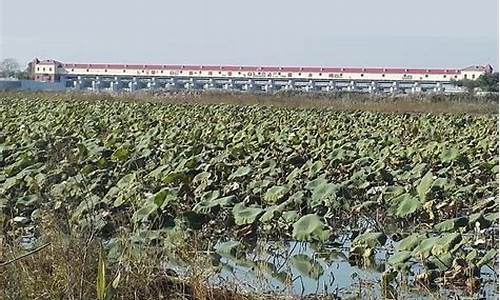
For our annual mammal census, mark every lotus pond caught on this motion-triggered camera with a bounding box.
[0,94,498,299]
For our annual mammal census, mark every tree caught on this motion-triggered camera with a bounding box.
[0,58,21,78]
[476,72,499,92]
[454,72,499,93]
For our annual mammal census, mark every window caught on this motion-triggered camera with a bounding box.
[86,69,89,72]
[319,73,322,76]
[425,74,429,78]
[278,72,281,75]
[218,71,221,74]
[382,74,385,77]
[298,72,302,76]
[443,75,447,78]
[123,70,126,73]
[49,68,52,71]
[308,73,312,77]
[208,71,213,75]
[189,71,193,75]
[472,74,476,79]
[43,67,46,71]
[454,75,458,78]
[71,68,74,72]
[360,74,364,77]
[142,70,145,73]
[464,74,467,79]
[180,71,183,74]
[37,67,40,71]
[105,69,107,72]
[36,75,39,79]
[288,73,292,77]
[238,72,241,75]
[161,70,163,73]
[228,72,232,76]
[329,74,333,78]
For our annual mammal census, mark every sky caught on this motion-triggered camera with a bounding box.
[1,0,498,70]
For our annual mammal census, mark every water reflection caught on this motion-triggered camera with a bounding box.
[208,239,498,299]
[210,240,386,298]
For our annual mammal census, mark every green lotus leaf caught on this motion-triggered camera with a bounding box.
[440,147,459,163]
[131,200,158,223]
[111,145,130,161]
[308,161,324,178]
[305,176,328,191]
[282,210,299,223]
[416,171,434,202]
[193,195,236,214]
[232,202,264,225]
[162,172,186,184]
[387,251,412,266]
[431,233,462,256]
[412,236,440,260]
[396,233,425,252]
[116,173,136,189]
[465,249,478,262]
[351,232,387,253]
[263,185,289,204]
[434,217,468,232]
[292,214,331,242]
[192,171,211,184]
[150,188,177,209]
[427,252,453,271]
[395,194,421,217]
[229,166,251,180]
[477,249,497,267]
[259,205,280,223]
[286,168,302,182]
[310,183,338,208]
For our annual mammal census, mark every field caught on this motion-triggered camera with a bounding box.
[0,93,498,299]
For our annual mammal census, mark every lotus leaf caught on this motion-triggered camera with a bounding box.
[416,171,434,201]
[387,251,411,266]
[232,202,264,225]
[396,233,425,252]
[229,166,251,180]
[477,249,497,267]
[292,214,331,242]
[434,217,468,232]
[263,185,289,204]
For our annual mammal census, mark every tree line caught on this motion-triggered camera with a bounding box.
[0,58,31,79]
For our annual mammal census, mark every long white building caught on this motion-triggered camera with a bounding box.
[31,58,493,94]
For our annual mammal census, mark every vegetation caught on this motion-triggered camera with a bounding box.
[0,93,498,299]
[0,58,30,79]
[454,72,499,93]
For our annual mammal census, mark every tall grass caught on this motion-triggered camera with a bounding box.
[0,211,305,300]
[0,91,498,114]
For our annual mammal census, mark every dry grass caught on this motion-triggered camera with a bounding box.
[1,90,498,115]
[0,212,226,300]
[0,212,319,300]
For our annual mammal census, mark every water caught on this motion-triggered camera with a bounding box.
[205,240,499,299]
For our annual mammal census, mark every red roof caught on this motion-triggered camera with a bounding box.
[58,61,467,75]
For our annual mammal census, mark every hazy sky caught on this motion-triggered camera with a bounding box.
[1,0,498,69]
